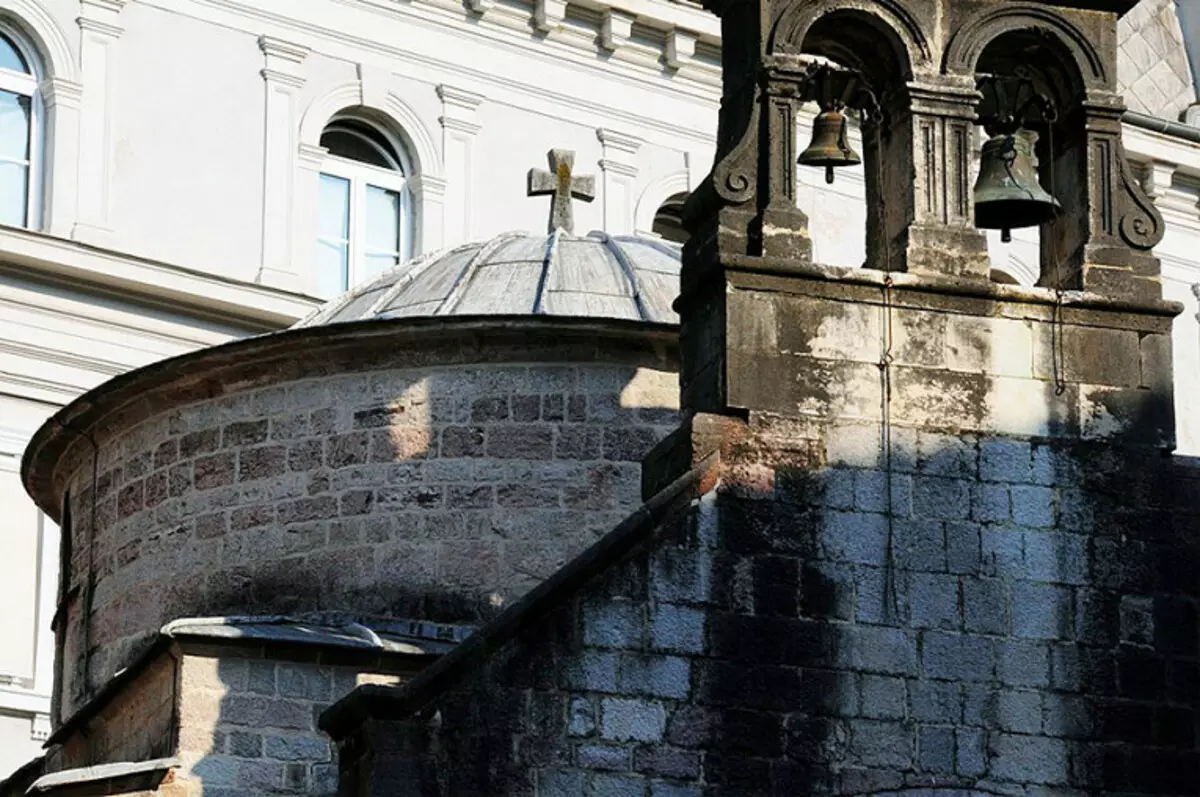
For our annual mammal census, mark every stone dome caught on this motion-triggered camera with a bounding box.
[295,230,682,327]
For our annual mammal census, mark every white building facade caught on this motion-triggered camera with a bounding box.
[0,0,1198,778]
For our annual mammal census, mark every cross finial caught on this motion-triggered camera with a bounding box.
[527,148,596,234]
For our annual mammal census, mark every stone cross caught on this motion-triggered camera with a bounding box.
[527,148,595,234]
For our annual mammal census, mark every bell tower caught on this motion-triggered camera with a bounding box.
[678,0,1174,434]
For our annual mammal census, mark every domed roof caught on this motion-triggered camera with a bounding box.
[295,229,682,328]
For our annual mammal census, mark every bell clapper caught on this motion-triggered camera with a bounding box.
[825,166,835,184]
[1002,228,1012,243]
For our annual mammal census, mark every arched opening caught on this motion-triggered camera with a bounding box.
[316,113,415,299]
[0,23,43,230]
[651,192,689,244]
[974,29,1088,288]
[797,10,913,270]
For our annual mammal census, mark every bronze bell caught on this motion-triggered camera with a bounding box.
[974,129,1060,242]
[799,108,861,184]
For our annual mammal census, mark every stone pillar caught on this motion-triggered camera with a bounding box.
[437,85,483,249]
[257,36,309,292]
[596,129,642,236]
[73,0,127,246]
[40,77,83,238]
[894,78,990,279]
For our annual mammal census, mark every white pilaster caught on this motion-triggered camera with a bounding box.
[73,0,127,246]
[596,128,643,235]
[40,77,83,238]
[257,36,309,292]
[409,173,447,254]
[437,85,483,249]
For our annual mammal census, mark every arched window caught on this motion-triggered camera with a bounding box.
[652,192,689,244]
[0,26,41,229]
[316,117,413,298]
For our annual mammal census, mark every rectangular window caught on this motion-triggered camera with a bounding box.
[364,184,403,282]
[316,173,351,298]
[0,90,30,228]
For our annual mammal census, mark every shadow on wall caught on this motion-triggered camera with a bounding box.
[316,360,1200,793]
[698,393,1200,793]
[178,362,678,795]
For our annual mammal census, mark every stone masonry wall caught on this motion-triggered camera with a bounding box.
[174,653,409,797]
[349,418,1200,796]
[52,650,176,771]
[49,328,678,720]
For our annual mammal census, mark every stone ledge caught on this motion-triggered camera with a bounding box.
[679,253,1183,331]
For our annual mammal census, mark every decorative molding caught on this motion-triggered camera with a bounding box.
[0,226,319,328]
[134,0,722,148]
[299,83,444,178]
[79,0,129,13]
[533,0,567,33]
[357,62,391,108]
[31,712,51,742]
[597,128,644,158]
[441,117,482,136]
[75,17,124,38]
[634,169,690,234]
[258,35,310,64]
[665,29,697,70]
[409,173,449,198]
[40,77,83,109]
[600,10,635,52]
[599,159,638,178]
[297,142,328,170]
[437,84,485,114]
[1,0,80,81]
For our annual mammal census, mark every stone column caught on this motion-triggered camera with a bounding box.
[437,85,483,249]
[40,77,83,238]
[596,128,643,236]
[73,0,127,246]
[257,36,309,292]
[893,78,990,279]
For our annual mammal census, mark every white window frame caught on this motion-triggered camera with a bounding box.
[317,119,413,295]
[0,23,42,231]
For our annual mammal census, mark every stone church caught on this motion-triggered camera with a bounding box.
[4,1,1200,797]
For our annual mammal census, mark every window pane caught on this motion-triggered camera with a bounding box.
[366,185,401,254]
[0,161,28,226]
[321,130,394,169]
[315,238,349,298]
[0,34,28,75]
[319,173,350,239]
[0,90,30,162]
